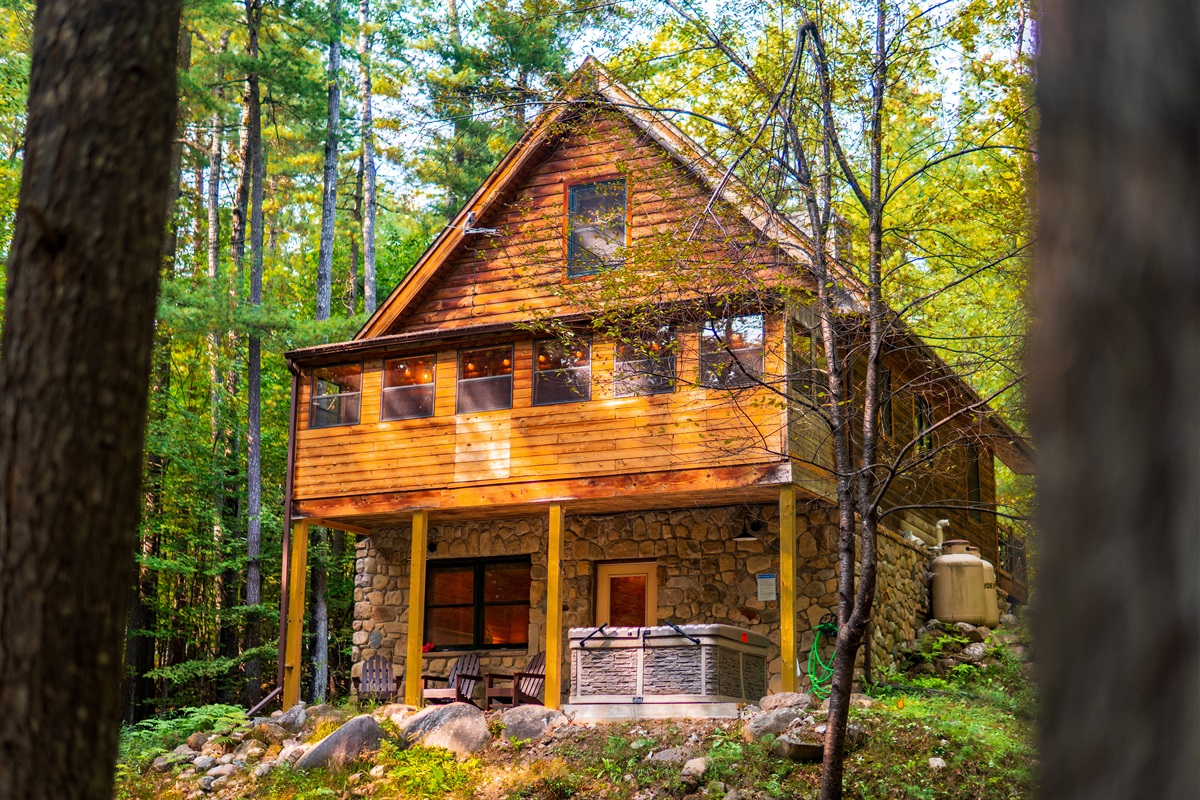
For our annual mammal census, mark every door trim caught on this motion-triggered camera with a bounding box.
[595,561,658,627]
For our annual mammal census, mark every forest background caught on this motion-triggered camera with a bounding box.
[0,0,1035,721]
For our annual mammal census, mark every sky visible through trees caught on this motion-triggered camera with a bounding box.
[0,0,1034,720]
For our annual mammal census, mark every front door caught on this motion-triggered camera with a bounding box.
[596,562,657,627]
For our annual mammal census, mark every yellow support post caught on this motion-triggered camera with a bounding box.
[544,503,565,710]
[283,521,310,709]
[404,510,429,706]
[780,486,798,693]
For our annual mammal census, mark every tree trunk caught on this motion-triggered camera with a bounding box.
[316,0,341,323]
[359,0,377,313]
[1034,1,1199,798]
[0,1,183,797]
[243,0,266,707]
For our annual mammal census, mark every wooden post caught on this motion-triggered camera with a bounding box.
[282,520,310,709]
[780,485,798,693]
[404,509,429,706]
[544,503,565,710]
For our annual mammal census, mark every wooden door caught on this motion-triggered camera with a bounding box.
[596,562,658,627]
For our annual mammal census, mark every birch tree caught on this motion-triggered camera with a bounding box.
[359,0,377,313]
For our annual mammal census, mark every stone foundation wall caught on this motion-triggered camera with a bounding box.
[351,502,933,701]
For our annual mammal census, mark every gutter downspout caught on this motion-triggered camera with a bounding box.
[935,519,950,548]
[250,360,300,717]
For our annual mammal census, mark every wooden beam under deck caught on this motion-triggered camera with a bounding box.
[545,504,565,710]
[404,510,429,706]
[282,521,310,709]
[293,461,793,529]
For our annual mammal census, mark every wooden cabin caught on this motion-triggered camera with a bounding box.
[275,60,1032,712]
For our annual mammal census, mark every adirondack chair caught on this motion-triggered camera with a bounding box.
[422,651,482,707]
[484,651,547,709]
[355,655,398,702]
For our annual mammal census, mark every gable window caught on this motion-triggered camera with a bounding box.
[310,364,362,428]
[382,355,436,421]
[914,395,934,455]
[700,314,764,388]
[615,327,676,397]
[967,444,982,521]
[533,336,592,405]
[457,347,513,414]
[567,179,626,277]
[425,558,532,650]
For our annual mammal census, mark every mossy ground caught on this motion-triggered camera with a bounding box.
[115,627,1034,800]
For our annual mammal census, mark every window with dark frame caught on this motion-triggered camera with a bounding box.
[914,394,934,456]
[424,558,532,651]
[700,314,765,388]
[967,443,982,521]
[615,326,676,397]
[457,346,513,414]
[381,355,436,421]
[533,337,592,405]
[309,364,362,428]
[567,179,626,277]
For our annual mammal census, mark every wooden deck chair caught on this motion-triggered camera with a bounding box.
[422,652,482,707]
[356,655,398,702]
[485,652,547,710]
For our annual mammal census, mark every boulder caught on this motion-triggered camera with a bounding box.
[172,745,198,759]
[295,715,384,771]
[646,747,687,763]
[1000,613,1018,627]
[236,741,267,762]
[500,706,567,742]
[960,642,987,663]
[252,762,273,778]
[151,755,185,773]
[928,756,947,769]
[742,708,801,742]
[250,722,290,744]
[850,694,875,709]
[770,734,823,763]
[278,745,307,765]
[953,622,986,643]
[681,756,709,782]
[186,732,211,751]
[198,776,215,792]
[205,764,237,778]
[276,703,308,733]
[374,703,415,721]
[192,756,216,771]
[397,703,490,759]
[758,692,814,712]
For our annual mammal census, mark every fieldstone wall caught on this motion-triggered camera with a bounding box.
[351,502,933,701]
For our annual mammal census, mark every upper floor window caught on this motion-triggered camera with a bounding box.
[967,443,982,521]
[615,327,676,396]
[425,557,531,651]
[382,355,436,421]
[457,347,513,414]
[533,337,592,405]
[567,179,626,277]
[914,395,934,455]
[700,314,764,388]
[310,364,361,428]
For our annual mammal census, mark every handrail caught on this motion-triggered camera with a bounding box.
[578,624,610,647]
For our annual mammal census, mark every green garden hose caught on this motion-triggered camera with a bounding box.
[808,613,839,699]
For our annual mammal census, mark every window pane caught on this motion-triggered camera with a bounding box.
[483,605,530,646]
[460,347,513,380]
[568,179,626,276]
[609,575,647,627]
[700,315,764,388]
[382,385,435,420]
[428,607,474,648]
[616,330,676,396]
[458,375,513,413]
[483,563,532,603]
[533,368,591,405]
[315,364,361,394]
[535,338,591,372]
[701,315,764,353]
[428,567,473,605]
[384,355,435,388]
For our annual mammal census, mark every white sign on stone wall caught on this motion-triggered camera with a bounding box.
[756,573,777,602]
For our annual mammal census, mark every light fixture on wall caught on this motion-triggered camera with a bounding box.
[734,516,764,542]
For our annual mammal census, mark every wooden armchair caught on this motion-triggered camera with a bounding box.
[422,651,482,707]
[485,651,546,710]
[355,654,398,702]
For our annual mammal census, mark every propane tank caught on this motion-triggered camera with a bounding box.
[965,546,1001,629]
[932,540,987,624]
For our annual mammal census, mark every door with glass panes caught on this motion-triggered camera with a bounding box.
[595,562,658,627]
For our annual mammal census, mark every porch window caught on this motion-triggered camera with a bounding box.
[567,179,626,277]
[381,355,436,421]
[309,364,362,428]
[700,314,764,388]
[615,327,676,396]
[457,346,513,414]
[967,444,982,521]
[425,558,532,650]
[533,337,592,405]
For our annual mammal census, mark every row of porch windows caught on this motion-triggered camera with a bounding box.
[309,315,766,428]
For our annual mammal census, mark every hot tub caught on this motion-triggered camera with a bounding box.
[565,624,770,721]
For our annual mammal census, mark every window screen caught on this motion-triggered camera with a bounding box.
[310,364,362,428]
[567,179,626,277]
[382,355,436,421]
[533,337,592,405]
[700,315,765,388]
[457,347,513,414]
[615,327,676,397]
